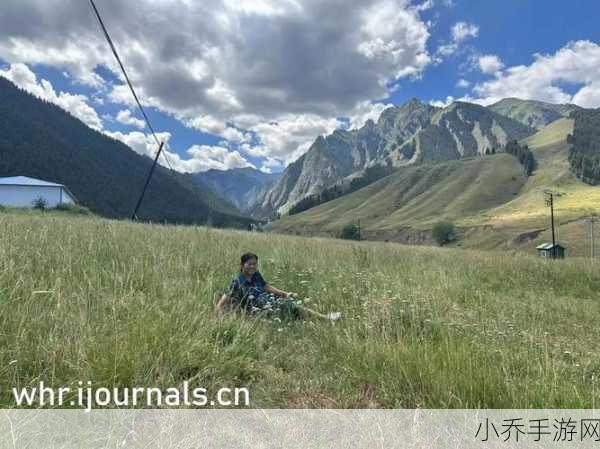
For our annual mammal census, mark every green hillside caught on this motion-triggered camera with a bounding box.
[274,153,525,234]
[1,210,600,408]
[273,118,600,255]
[461,117,600,254]
[471,118,580,227]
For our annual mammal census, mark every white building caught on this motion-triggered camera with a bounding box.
[0,176,77,208]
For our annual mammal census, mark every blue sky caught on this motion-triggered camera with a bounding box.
[390,0,600,104]
[1,0,599,174]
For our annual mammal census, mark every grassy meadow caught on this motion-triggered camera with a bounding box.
[1,209,600,408]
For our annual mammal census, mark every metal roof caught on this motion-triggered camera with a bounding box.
[0,176,64,187]
[0,176,78,202]
[536,242,564,250]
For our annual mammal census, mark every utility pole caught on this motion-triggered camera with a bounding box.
[132,141,164,220]
[545,192,557,259]
[357,219,361,241]
[591,215,596,262]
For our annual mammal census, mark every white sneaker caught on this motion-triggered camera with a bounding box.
[327,312,342,322]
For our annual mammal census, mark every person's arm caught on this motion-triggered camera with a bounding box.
[264,284,295,299]
[216,278,239,314]
[216,293,232,314]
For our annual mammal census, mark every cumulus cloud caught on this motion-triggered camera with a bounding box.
[414,0,434,11]
[260,157,283,173]
[185,116,252,144]
[185,145,255,172]
[429,95,455,108]
[451,22,479,42]
[0,62,103,130]
[105,130,172,159]
[243,114,343,164]
[105,130,253,172]
[348,101,392,129]
[472,40,600,107]
[116,109,146,129]
[435,21,479,58]
[0,0,433,168]
[572,84,600,108]
[476,54,504,74]
[456,78,470,88]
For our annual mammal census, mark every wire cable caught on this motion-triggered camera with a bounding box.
[88,0,174,172]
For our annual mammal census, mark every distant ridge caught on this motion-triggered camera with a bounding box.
[489,97,580,129]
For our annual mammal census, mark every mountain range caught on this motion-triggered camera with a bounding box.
[192,167,280,214]
[272,109,600,256]
[251,98,571,217]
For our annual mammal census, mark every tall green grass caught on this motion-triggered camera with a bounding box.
[1,210,599,408]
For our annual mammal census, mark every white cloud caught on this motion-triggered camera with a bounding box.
[105,130,172,159]
[0,37,107,88]
[451,22,479,42]
[184,145,255,172]
[435,21,479,59]
[357,0,431,79]
[185,116,252,144]
[116,109,146,129]
[476,54,504,74]
[456,78,470,88]
[572,84,600,109]
[414,0,434,11]
[348,101,392,129]
[473,40,600,107]
[260,157,283,173]
[244,113,343,164]
[0,0,434,168]
[104,130,253,173]
[220,127,252,144]
[429,95,455,108]
[0,63,103,130]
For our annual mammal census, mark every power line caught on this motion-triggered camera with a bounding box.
[88,0,174,172]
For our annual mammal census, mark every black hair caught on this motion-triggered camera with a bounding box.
[240,252,258,266]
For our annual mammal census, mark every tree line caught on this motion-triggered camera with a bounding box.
[502,140,536,176]
[568,109,600,185]
[483,140,536,176]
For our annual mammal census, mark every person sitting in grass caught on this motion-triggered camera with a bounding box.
[216,252,342,322]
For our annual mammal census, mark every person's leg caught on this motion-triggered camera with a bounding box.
[297,305,342,322]
[298,306,328,320]
[265,295,342,322]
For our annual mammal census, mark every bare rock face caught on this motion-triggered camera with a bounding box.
[389,101,535,164]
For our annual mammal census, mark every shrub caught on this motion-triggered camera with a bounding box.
[339,223,361,240]
[32,196,47,211]
[55,203,91,215]
[432,221,455,246]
